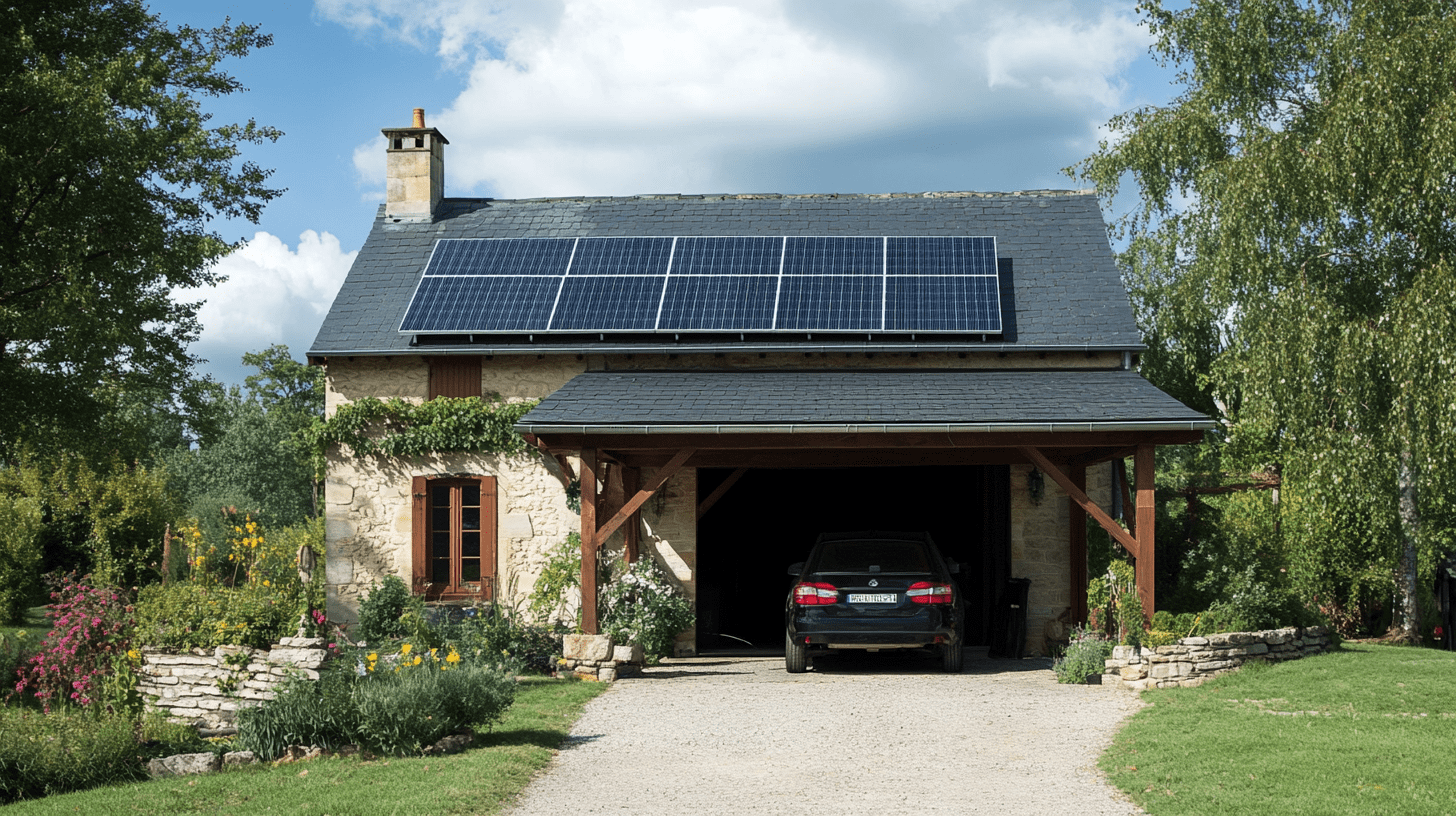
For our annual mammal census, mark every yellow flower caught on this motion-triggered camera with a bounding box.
[367,652,378,662]
[262,579,270,586]
[126,649,141,660]
[400,643,412,656]
[445,649,461,665]
[412,655,422,666]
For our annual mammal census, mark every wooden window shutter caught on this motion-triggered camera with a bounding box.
[411,475,428,594]
[428,357,481,400]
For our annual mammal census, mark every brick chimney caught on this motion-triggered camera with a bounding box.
[381,108,449,221]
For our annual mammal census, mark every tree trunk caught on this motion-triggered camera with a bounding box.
[1395,448,1422,643]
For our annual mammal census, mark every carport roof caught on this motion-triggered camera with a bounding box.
[515,369,1216,435]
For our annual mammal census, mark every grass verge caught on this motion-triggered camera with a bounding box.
[1102,644,1456,815]
[4,677,607,815]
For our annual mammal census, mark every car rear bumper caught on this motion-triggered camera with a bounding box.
[789,624,957,648]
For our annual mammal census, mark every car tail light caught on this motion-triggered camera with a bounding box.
[906,581,953,605]
[792,582,838,606]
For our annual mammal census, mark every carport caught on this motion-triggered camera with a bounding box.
[517,368,1215,639]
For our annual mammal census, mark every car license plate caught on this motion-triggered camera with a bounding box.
[848,593,897,604]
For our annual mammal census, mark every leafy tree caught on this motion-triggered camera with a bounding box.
[1074,0,1456,640]
[164,346,322,536]
[0,0,281,459]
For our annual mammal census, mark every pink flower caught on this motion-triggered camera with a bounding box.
[1437,626,1445,637]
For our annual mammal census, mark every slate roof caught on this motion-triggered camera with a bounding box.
[515,370,1215,432]
[309,191,1143,357]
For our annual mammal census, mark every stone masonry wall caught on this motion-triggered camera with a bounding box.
[1102,626,1333,690]
[138,637,329,727]
[1011,463,1111,656]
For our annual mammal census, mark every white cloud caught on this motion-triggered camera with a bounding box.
[327,0,1151,199]
[178,231,356,375]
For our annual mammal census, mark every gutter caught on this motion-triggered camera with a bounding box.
[311,342,1148,358]
[514,420,1219,436]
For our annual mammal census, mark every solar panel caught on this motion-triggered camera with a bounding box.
[398,235,1002,335]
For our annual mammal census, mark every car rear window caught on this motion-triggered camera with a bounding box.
[812,540,932,573]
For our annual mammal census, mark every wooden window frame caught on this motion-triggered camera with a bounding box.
[411,475,496,601]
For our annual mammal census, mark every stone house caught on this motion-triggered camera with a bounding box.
[308,111,1214,656]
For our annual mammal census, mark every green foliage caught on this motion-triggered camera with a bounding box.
[351,664,516,756]
[1073,0,1456,640]
[237,658,517,760]
[1053,626,1112,684]
[357,576,419,645]
[0,453,182,586]
[0,494,43,623]
[0,630,38,702]
[306,396,538,473]
[599,557,694,661]
[163,346,324,532]
[528,533,582,626]
[235,672,359,761]
[0,0,280,458]
[134,517,324,649]
[0,707,145,803]
[443,604,562,674]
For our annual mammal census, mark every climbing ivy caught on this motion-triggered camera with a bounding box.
[305,397,538,470]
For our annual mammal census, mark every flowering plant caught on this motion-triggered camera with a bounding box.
[599,556,693,661]
[15,573,138,713]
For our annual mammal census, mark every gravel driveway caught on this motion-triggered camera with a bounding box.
[506,652,1146,815]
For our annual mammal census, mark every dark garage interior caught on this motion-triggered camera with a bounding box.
[695,465,1009,653]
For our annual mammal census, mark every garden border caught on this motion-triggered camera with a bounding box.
[1103,626,1332,690]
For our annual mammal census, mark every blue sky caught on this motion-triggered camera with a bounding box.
[148,0,1179,388]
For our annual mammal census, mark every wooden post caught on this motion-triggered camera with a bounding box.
[1135,444,1156,620]
[624,467,640,564]
[580,447,599,634]
[1069,465,1088,625]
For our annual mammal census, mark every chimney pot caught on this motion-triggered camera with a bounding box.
[412,108,425,128]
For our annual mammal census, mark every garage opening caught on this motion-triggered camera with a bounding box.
[695,465,1009,653]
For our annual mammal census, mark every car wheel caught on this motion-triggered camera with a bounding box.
[785,633,808,673]
[941,639,964,673]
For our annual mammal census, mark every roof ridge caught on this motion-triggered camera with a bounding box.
[438,189,1095,206]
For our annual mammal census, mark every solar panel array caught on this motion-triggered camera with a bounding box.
[399,236,1001,334]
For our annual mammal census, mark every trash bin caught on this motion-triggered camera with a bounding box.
[989,577,1031,659]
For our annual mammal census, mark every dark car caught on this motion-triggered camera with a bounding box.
[784,531,965,673]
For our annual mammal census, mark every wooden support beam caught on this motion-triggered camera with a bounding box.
[624,467,640,564]
[579,447,599,635]
[1135,443,1157,620]
[596,448,695,544]
[1117,458,1135,535]
[1070,464,1088,625]
[1019,446,1139,557]
[697,467,748,521]
[523,432,577,490]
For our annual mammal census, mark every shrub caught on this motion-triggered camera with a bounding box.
[0,495,43,624]
[599,556,693,661]
[527,533,581,626]
[357,575,418,644]
[352,663,515,755]
[0,631,38,703]
[235,672,360,760]
[15,574,137,713]
[135,581,295,650]
[0,707,145,803]
[1053,626,1112,684]
[443,604,560,674]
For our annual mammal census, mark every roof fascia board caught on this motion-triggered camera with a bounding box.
[515,420,1218,435]
[311,342,1148,357]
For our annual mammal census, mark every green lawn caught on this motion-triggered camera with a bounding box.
[5,677,608,815]
[1102,644,1456,815]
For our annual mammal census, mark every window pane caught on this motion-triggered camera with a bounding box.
[461,532,480,558]
[461,559,480,582]
[432,485,452,506]
[433,532,450,559]
[461,507,480,531]
[462,485,480,506]
[432,558,450,584]
[432,507,450,532]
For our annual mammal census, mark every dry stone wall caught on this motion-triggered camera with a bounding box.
[1102,626,1333,690]
[138,637,330,727]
